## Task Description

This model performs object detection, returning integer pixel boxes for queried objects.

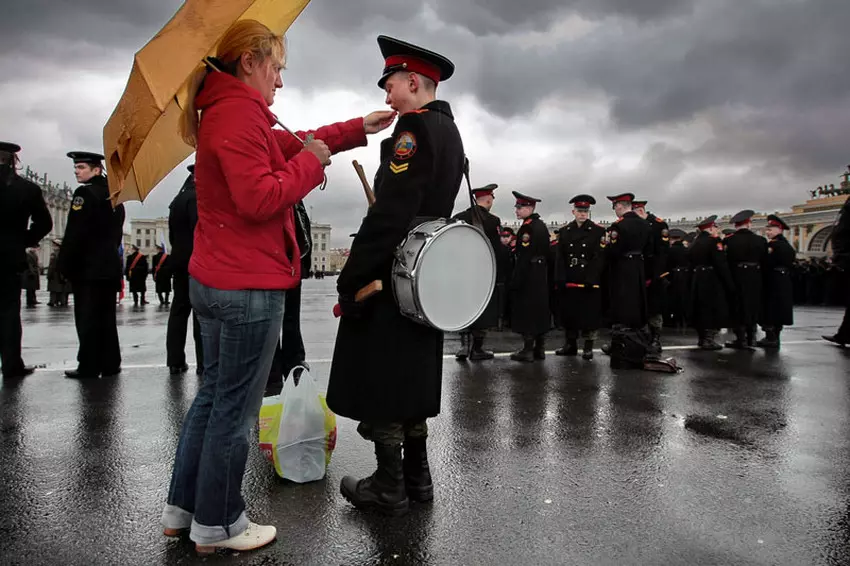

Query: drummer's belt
[694,265,714,271]
[623,252,644,259]
[736,262,760,269]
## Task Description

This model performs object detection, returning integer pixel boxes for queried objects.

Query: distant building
[311,222,331,273]
[328,248,349,273]
[129,218,169,258]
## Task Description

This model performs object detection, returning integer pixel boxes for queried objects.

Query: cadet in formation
[632,199,669,352]
[327,36,464,516]
[723,209,767,349]
[665,228,690,329]
[151,244,172,306]
[688,215,735,350]
[58,151,124,379]
[553,194,605,360]
[0,142,52,379]
[508,191,552,362]
[124,244,149,306]
[757,215,795,348]
[454,183,503,361]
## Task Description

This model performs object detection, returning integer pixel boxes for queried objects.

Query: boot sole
[339,483,410,516]
[163,527,188,537]
[406,484,434,503]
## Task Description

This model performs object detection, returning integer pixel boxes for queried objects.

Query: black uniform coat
[453,204,501,329]
[724,228,767,326]
[688,232,735,329]
[760,234,796,327]
[327,100,464,423]
[553,219,605,330]
[168,173,198,275]
[21,249,40,290]
[152,252,172,293]
[510,214,552,336]
[645,213,669,317]
[57,175,124,288]
[666,241,690,324]
[605,211,652,328]
[124,252,149,293]
[832,196,850,270]
[0,173,52,277]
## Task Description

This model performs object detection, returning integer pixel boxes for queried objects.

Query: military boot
[455,333,470,361]
[510,336,535,362]
[533,335,546,360]
[756,329,780,349]
[725,328,749,349]
[402,437,433,503]
[700,330,723,351]
[556,338,578,356]
[649,327,663,354]
[340,443,409,516]
[469,336,494,361]
[582,340,594,360]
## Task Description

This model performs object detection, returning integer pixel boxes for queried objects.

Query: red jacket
[189,72,366,290]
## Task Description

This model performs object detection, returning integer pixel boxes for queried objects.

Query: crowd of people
[1,18,849,557]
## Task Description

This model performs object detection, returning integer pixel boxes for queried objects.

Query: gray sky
[2,0,849,246]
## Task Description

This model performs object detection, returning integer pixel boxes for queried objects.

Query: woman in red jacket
[160,20,395,554]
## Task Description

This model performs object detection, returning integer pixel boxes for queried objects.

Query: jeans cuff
[189,511,249,545]
[161,504,193,530]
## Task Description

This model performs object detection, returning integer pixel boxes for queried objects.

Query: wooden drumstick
[352,160,376,207]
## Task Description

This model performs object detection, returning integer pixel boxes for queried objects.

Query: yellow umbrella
[103,0,312,206]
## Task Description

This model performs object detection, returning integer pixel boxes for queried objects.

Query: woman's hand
[303,139,331,166]
[364,110,397,135]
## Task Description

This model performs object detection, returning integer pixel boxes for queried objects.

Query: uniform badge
[717,242,724,251]
[661,228,669,238]
[389,162,408,174]
[609,230,618,242]
[521,232,531,247]
[393,131,417,160]
[768,247,774,254]
[71,196,84,211]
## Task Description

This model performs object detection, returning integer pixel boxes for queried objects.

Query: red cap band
[384,55,441,84]
[574,202,590,208]
[516,198,535,206]
[734,221,749,227]
[768,219,784,228]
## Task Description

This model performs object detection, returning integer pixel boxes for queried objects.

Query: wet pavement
[2,279,850,565]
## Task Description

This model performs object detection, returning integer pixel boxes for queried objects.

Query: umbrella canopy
[103,0,312,206]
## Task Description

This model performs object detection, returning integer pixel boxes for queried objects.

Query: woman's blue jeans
[162,278,284,545]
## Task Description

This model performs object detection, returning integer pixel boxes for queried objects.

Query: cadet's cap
[67,151,105,165]
[632,199,648,208]
[722,228,735,236]
[187,164,195,174]
[512,190,541,207]
[731,209,755,226]
[500,227,515,236]
[606,192,635,204]
[377,35,455,89]
[696,215,718,229]
[767,214,789,230]
[0,142,21,154]
[569,194,596,209]
[472,183,497,198]
[668,228,687,239]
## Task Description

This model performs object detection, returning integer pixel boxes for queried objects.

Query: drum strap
[463,157,485,231]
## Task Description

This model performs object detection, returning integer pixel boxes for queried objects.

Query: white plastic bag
[266,366,330,483]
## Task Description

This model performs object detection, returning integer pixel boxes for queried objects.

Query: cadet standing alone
[58,151,124,379]
[509,191,552,362]
[757,215,795,349]
[724,209,767,349]
[125,244,149,306]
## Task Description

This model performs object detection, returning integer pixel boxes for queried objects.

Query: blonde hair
[180,19,285,147]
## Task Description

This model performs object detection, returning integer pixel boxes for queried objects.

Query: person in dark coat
[665,229,690,329]
[21,247,41,307]
[124,244,149,306]
[498,227,515,329]
[165,165,202,375]
[757,215,796,348]
[632,200,670,351]
[57,151,124,379]
[688,215,736,350]
[0,142,52,379]
[453,183,503,361]
[553,194,605,360]
[603,192,652,331]
[151,244,172,306]
[723,210,768,349]
[327,36,465,516]
[823,195,850,346]
[508,191,552,362]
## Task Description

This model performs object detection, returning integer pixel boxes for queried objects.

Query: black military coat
[57,175,124,288]
[510,213,552,336]
[152,252,172,293]
[605,211,652,328]
[666,241,690,323]
[646,213,670,317]
[832,196,850,270]
[453,204,502,330]
[554,219,605,330]
[724,228,767,326]
[0,173,52,277]
[168,173,198,275]
[761,234,796,327]
[688,231,735,329]
[124,252,149,292]
[327,100,464,423]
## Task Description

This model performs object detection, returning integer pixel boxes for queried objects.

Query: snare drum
[392,219,496,332]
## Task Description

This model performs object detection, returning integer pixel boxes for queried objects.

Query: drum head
[415,223,496,331]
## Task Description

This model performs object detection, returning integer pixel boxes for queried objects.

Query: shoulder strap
[462,157,484,230]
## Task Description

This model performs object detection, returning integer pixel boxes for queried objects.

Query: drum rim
[395,218,497,332]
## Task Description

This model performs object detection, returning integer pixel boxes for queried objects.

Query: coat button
[219,224,224,228]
